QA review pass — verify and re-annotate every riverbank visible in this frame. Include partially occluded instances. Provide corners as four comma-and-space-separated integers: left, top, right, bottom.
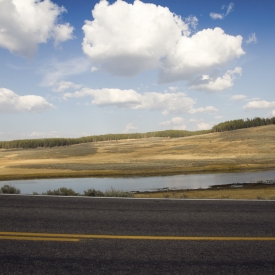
1, 182, 275, 200
1, 125, 275, 180
134, 182, 275, 200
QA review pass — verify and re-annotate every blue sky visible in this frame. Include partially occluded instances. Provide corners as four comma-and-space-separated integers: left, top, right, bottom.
0, 0, 274, 140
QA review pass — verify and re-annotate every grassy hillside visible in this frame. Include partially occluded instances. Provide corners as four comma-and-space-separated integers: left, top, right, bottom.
0, 125, 275, 180
1, 116, 274, 149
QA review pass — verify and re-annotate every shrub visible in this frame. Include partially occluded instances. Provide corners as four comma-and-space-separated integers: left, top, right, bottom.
41, 186, 133, 197
104, 187, 134, 197
83, 188, 104, 197
43, 187, 78, 196
0, 185, 21, 194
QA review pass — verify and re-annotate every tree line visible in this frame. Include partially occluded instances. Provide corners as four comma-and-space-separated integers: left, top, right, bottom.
1, 116, 274, 149
0, 130, 210, 149
212, 117, 275, 132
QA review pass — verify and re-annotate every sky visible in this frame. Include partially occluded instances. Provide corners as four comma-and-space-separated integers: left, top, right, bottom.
0, 0, 274, 140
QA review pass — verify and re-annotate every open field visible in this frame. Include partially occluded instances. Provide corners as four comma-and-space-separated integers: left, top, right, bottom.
0, 125, 275, 181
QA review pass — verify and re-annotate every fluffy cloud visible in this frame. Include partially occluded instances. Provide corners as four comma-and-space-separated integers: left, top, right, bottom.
64, 88, 217, 115
209, 13, 223, 20
189, 67, 242, 92
0, 88, 54, 113
160, 30, 244, 83
82, 0, 244, 86
168, 87, 178, 92
82, 0, 193, 76
160, 117, 186, 130
271, 110, 275, 116
210, 2, 234, 20
246, 33, 257, 44
65, 88, 141, 108
243, 100, 275, 111
160, 117, 184, 126
122, 123, 137, 133
0, 0, 74, 57
231, 94, 247, 101
197, 122, 213, 130
189, 118, 214, 130
189, 106, 218, 114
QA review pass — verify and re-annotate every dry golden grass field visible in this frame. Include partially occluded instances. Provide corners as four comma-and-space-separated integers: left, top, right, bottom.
0, 125, 275, 182
134, 186, 275, 200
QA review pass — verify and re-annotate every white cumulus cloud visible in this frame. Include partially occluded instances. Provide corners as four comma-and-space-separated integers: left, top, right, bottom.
246, 33, 257, 44
0, 88, 54, 113
231, 94, 247, 101
243, 100, 275, 111
160, 29, 244, 83
122, 123, 138, 133
82, 0, 190, 76
0, 0, 74, 57
189, 67, 242, 92
209, 13, 224, 20
64, 88, 141, 108
168, 86, 178, 92
189, 106, 218, 114
210, 2, 234, 20
64, 88, 216, 115
197, 122, 213, 130
160, 117, 186, 130
82, 0, 244, 87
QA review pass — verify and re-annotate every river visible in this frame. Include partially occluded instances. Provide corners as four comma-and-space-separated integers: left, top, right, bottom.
0, 169, 275, 195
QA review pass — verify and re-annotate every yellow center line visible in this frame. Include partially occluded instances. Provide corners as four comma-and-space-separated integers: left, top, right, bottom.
1, 232, 275, 241
0, 236, 79, 242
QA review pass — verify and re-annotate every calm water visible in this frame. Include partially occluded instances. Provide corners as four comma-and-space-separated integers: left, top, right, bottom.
0, 170, 275, 194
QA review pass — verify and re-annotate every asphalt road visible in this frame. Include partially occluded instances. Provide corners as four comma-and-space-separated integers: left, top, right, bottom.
1, 195, 275, 274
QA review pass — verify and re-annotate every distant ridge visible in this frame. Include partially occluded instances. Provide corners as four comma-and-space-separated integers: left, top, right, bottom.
1, 116, 274, 149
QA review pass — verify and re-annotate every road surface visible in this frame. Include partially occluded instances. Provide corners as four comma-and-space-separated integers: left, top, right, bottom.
0, 195, 275, 274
